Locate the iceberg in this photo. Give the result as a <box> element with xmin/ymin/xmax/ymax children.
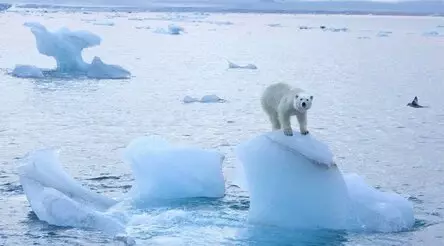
<box><xmin>12</xmin><ymin>65</ymin><xmax>44</xmax><ymax>78</ymax></box>
<box><xmin>24</xmin><ymin>22</ymin><xmax>100</xmax><ymax>73</ymax></box>
<box><xmin>235</xmin><ymin>131</ymin><xmax>415</xmax><ymax>233</ymax></box>
<box><xmin>123</xmin><ymin>136</ymin><xmax>225</xmax><ymax>203</ymax></box>
<box><xmin>18</xmin><ymin>22</ymin><xmax>130</xmax><ymax>79</ymax></box>
<box><xmin>228</xmin><ymin>61</ymin><xmax>257</xmax><ymax>70</ymax></box>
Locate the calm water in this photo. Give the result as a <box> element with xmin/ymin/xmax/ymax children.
<box><xmin>1</xmin><ymin>9</ymin><xmax>444</xmax><ymax>246</ymax></box>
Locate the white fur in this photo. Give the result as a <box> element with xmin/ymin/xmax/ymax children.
<box><xmin>261</xmin><ymin>83</ymin><xmax>313</xmax><ymax>136</ymax></box>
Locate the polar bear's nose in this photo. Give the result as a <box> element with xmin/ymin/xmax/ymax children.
<box><xmin>302</xmin><ymin>102</ymin><xmax>306</xmax><ymax>107</ymax></box>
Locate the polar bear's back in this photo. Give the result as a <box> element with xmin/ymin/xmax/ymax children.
<box><xmin>261</xmin><ymin>83</ymin><xmax>302</xmax><ymax>112</ymax></box>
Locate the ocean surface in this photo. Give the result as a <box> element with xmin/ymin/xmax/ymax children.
<box><xmin>1</xmin><ymin>8</ymin><xmax>444</xmax><ymax>246</ymax></box>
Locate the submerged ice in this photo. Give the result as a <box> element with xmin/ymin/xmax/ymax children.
<box><xmin>235</xmin><ymin>131</ymin><xmax>415</xmax><ymax>233</ymax></box>
<box><xmin>16</xmin><ymin>22</ymin><xmax>130</xmax><ymax>79</ymax></box>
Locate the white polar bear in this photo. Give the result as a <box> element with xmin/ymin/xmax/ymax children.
<box><xmin>261</xmin><ymin>83</ymin><xmax>313</xmax><ymax>136</ymax></box>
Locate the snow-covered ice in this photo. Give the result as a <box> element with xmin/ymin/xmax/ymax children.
<box><xmin>17</xmin><ymin>22</ymin><xmax>130</xmax><ymax>79</ymax></box>
<box><xmin>235</xmin><ymin>131</ymin><xmax>415</xmax><ymax>232</ymax></box>
<box><xmin>123</xmin><ymin>136</ymin><xmax>225</xmax><ymax>203</ymax></box>
<box><xmin>12</xmin><ymin>65</ymin><xmax>44</xmax><ymax>78</ymax></box>
<box><xmin>228</xmin><ymin>61</ymin><xmax>257</xmax><ymax>70</ymax></box>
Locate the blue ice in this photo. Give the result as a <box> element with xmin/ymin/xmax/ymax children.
<box><xmin>15</xmin><ymin>22</ymin><xmax>131</xmax><ymax>79</ymax></box>
<box><xmin>235</xmin><ymin>131</ymin><xmax>415</xmax><ymax>232</ymax></box>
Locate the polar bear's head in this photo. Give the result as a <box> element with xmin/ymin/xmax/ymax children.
<box><xmin>293</xmin><ymin>93</ymin><xmax>313</xmax><ymax>113</ymax></box>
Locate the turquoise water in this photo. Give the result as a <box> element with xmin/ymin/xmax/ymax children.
<box><xmin>1</xmin><ymin>9</ymin><xmax>443</xmax><ymax>245</ymax></box>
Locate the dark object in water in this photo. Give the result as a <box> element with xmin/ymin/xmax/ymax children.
<box><xmin>407</xmin><ymin>96</ymin><xmax>428</xmax><ymax>108</ymax></box>
<box><xmin>320</xmin><ymin>26</ymin><xmax>326</xmax><ymax>29</ymax></box>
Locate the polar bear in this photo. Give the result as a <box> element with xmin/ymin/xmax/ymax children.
<box><xmin>261</xmin><ymin>83</ymin><xmax>313</xmax><ymax>136</ymax></box>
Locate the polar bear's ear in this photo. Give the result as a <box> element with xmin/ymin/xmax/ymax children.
<box><xmin>295</xmin><ymin>95</ymin><xmax>299</xmax><ymax>99</ymax></box>
<box><xmin>310</xmin><ymin>96</ymin><xmax>313</xmax><ymax>100</ymax></box>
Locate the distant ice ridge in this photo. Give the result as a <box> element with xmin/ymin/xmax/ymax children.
<box><xmin>14</xmin><ymin>22</ymin><xmax>130</xmax><ymax>79</ymax></box>
<box><xmin>235</xmin><ymin>131</ymin><xmax>415</xmax><ymax>233</ymax></box>
<box><xmin>18</xmin><ymin>135</ymin><xmax>225</xmax><ymax>237</ymax></box>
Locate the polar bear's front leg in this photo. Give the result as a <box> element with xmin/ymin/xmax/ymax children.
<box><xmin>278</xmin><ymin>111</ymin><xmax>293</xmax><ymax>136</ymax></box>
<box><xmin>296</xmin><ymin>113</ymin><xmax>309</xmax><ymax>135</ymax></box>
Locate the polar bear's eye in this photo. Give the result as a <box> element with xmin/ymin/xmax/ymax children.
<box><xmin>300</xmin><ymin>98</ymin><xmax>303</xmax><ymax>101</ymax></box>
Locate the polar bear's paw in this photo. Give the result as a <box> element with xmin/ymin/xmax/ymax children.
<box><xmin>300</xmin><ymin>130</ymin><xmax>309</xmax><ymax>135</ymax></box>
<box><xmin>283</xmin><ymin>128</ymin><xmax>293</xmax><ymax>136</ymax></box>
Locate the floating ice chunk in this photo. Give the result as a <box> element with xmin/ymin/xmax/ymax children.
<box><xmin>18</xmin><ymin>149</ymin><xmax>123</xmax><ymax>234</ymax></box>
<box><xmin>93</xmin><ymin>21</ymin><xmax>115</xmax><ymax>26</ymax></box>
<box><xmin>114</xmin><ymin>234</ymin><xmax>136</xmax><ymax>246</ymax></box>
<box><xmin>422</xmin><ymin>31</ymin><xmax>440</xmax><ymax>37</ymax></box>
<box><xmin>123</xmin><ymin>136</ymin><xmax>225</xmax><ymax>203</ymax></box>
<box><xmin>228</xmin><ymin>61</ymin><xmax>257</xmax><ymax>70</ymax></box>
<box><xmin>154</xmin><ymin>24</ymin><xmax>185</xmax><ymax>35</ymax></box>
<box><xmin>24</xmin><ymin>22</ymin><xmax>101</xmax><ymax>72</ymax></box>
<box><xmin>167</xmin><ymin>24</ymin><xmax>184</xmax><ymax>34</ymax></box>
<box><xmin>128</xmin><ymin>17</ymin><xmax>144</xmax><ymax>21</ymax></box>
<box><xmin>210</xmin><ymin>21</ymin><xmax>233</xmax><ymax>25</ymax></box>
<box><xmin>200</xmin><ymin>94</ymin><xmax>226</xmax><ymax>103</ymax></box>
<box><xmin>328</xmin><ymin>27</ymin><xmax>348</xmax><ymax>32</ymax></box>
<box><xmin>135</xmin><ymin>26</ymin><xmax>150</xmax><ymax>30</ymax></box>
<box><xmin>87</xmin><ymin>56</ymin><xmax>131</xmax><ymax>79</ymax></box>
<box><xmin>235</xmin><ymin>131</ymin><xmax>415</xmax><ymax>232</ymax></box>
<box><xmin>12</xmin><ymin>65</ymin><xmax>44</xmax><ymax>78</ymax></box>
<box><xmin>376</xmin><ymin>31</ymin><xmax>392</xmax><ymax>37</ymax></box>
<box><xmin>183</xmin><ymin>94</ymin><xmax>226</xmax><ymax>103</ymax></box>
<box><xmin>183</xmin><ymin>95</ymin><xmax>199</xmax><ymax>103</ymax></box>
